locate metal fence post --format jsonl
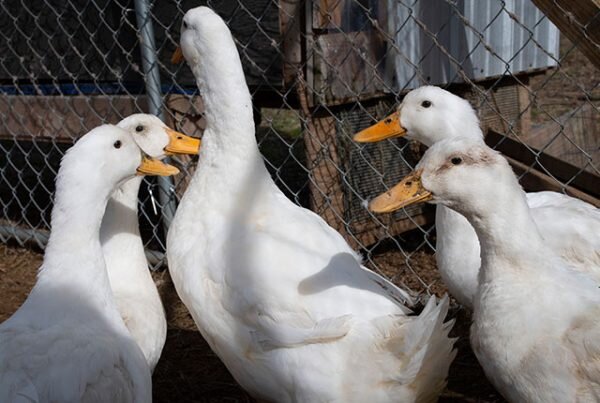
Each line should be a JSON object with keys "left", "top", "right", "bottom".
{"left": 134, "top": 0, "right": 176, "bottom": 233}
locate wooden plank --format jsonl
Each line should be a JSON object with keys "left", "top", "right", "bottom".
{"left": 313, "top": 0, "right": 346, "bottom": 30}
{"left": 519, "top": 104, "right": 599, "bottom": 175}
{"left": 530, "top": 0, "right": 600, "bottom": 69}
{"left": 303, "top": 112, "right": 349, "bottom": 238}
{"left": 297, "top": 72, "right": 350, "bottom": 240}
{"left": 305, "top": 0, "right": 316, "bottom": 107}
{"left": 312, "top": 30, "right": 386, "bottom": 105}
{"left": 457, "top": 76, "right": 531, "bottom": 136}
{"left": 506, "top": 156, "right": 599, "bottom": 207}
{"left": 517, "top": 83, "right": 532, "bottom": 135}
{"left": 486, "top": 129, "right": 600, "bottom": 205}
{"left": 279, "top": 0, "right": 304, "bottom": 88}
{"left": 0, "top": 95, "right": 148, "bottom": 142}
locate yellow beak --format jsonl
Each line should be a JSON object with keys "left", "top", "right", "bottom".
{"left": 137, "top": 156, "right": 180, "bottom": 176}
{"left": 369, "top": 169, "right": 432, "bottom": 213}
{"left": 353, "top": 111, "right": 406, "bottom": 142}
{"left": 164, "top": 128, "right": 201, "bottom": 155}
{"left": 171, "top": 46, "right": 184, "bottom": 64}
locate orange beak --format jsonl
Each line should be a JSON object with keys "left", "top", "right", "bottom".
{"left": 164, "top": 128, "right": 201, "bottom": 155}
{"left": 369, "top": 169, "right": 432, "bottom": 213}
{"left": 171, "top": 46, "right": 184, "bottom": 64}
{"left": 137, "top": 156, "right": 180, "bottom": 176}
{"left": 353, "top": 111, "right": 406, "bottom": 142}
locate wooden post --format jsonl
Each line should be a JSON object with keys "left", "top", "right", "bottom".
{"left": 530, "top": 0, "right": 600, "bottom": 69}
{"left": 296, "top": 73, "right": 350, "bottom": 240}
{"left": 279, "top": 0, "right": 304, "bottom": 88}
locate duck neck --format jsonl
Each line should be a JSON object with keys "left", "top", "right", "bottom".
{"left": 190, "top": 44, "right": 261, "bottom": 165}
{"left": 457, "top": 182, "right": 547, "bottom": 282}
{"left": 102, "top": 177, "right": 142, "bottom": 239}
{"left": 100, "top": 176, "right": 149, "bottom": 285}
{"left": 40, "top": 169, "right": 121, "bottom": 289}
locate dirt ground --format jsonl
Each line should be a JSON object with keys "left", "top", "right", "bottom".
{"left": 0, "top": 241, "right": 505, "bottom": 403}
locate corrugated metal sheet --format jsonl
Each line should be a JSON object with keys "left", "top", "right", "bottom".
{"left": 386, "top": 0, "right": 560, "bottom": 89}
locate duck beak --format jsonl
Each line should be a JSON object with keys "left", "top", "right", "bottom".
{"left": 171, "top": 46, "right": 184, "bottom": 64}
{"left": 353, "top": 111, "right": 406, "bottom": 142}
{"left": 137, "top": 156, "right": 180, "bottom": 176}
{"left": 164, "top": 128, "right": 201, "bottom": 155}
{"left": 369, "top": 169, "right": 432, "bottom": 213}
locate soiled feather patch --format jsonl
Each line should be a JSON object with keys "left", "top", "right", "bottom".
{"left": 435, "top": 149, "right": 497, "bottom": 174}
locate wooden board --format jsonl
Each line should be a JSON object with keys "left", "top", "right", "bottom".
{"left": 312, "top": 30, "right": 387, "bottom": 106}
{"left": 306, "top": 0, "right": 389, "bottom": 107}
{"left": 299, "top": 109, "right": 350, "bottom": 240}
{"left": 0, "top": 94, "right": 148, "bottom": 141}
{"left": 530, "top": 0, "right": 600, "bottom": 70}
{"left": 486, "top": 130, "right": 599, "bottom": 207}
{"left": 519, "top": 103, "right": 599, "bottom": 175}
{"left": 456, "top": 76, "right": 532, "bottom": 136}
{"left": 279, "top": 0, "right": 304, "bottom": 88}
{"left": 506, "top": 156, "right": 599, "bottom": 208}
{"left": 312, "top": 0, "right": 345, "bottom": 30}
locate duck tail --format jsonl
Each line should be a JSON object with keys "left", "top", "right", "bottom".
{"left": 375, "top": 295, "right": 457, "bottom": 402}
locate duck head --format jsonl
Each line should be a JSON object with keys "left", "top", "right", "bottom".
{"left": 368, "top": 137, "right": 514, "bottom": 218}
{"left": 354, "top": 86, "right": 483, "bottom": 147}
{"left": 117, "top": 114, "right": 200, "bottom": 159}
{"left": 61, "top": 125, "right": 179, "bottom": 187}
{"left": 172, "top": 7, "right": 233, "bottom": 68}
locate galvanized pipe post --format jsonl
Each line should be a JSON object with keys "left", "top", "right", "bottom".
{"left": 134, "top": 0, "right": 177, "bottom": 234}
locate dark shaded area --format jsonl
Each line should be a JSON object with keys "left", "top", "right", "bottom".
{"left": 0, "top": 0, "right": 281, "bottom": 90}
{"left": 0, "top": 139, "right": 66, "bottom": 228}
{"left": 153, "top": 329, "right": 254, "bottom": 403}
{"left": 256, "top": 125, "right": 309, "bottom": 208}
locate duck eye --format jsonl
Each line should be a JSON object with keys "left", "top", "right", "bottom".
{"left": 451, "top": 157, "right": 462, "bottom": 165}
{"left": 135, "top": 125, "right": 144, "bottom": 132}
{"left": 421, "top": 100, "right": 432, "bottom": 108}
{"left": 113, "top": 140, "right": 122, "bottom": 149}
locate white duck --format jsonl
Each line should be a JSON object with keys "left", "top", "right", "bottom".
{"left": 167, "top": 7, "right": 456, "bottom": 403}
{"left": 368, "top": 136, "right": 600, "bottom": 402}
{"left": 100, "top": 114, "right": 200, "bottom": 371}
{"left": 354, "top": 86, "right": 600, "bottom": 308}
{"left": 0, "top": 124, "right": 178, "bottom": 402}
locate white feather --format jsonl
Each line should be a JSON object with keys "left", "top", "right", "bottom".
{"left": 167, "top": 7, "right": 456, "bottom": 403}
{"left": 393, "top": 86, "right": 600, "bottom": 308}
{"left": 417, "top": 137, "right": 600, "bottom": 402}
{"left": 98, "top": 114, "right": 172, "bottom": 372}
{"left": 0, "top": 126, "right": 152, "bottom": 402}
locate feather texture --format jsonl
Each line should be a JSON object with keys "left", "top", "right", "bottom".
{"left": 167, "top": 7, "right": 456, "bottom": 403}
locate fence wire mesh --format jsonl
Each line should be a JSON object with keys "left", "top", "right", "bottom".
{"left": 0, "top": 0, "right": 598, "bottom": 298}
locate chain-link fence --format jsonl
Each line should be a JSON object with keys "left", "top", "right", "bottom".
{"left": 0, "top": 0, "right": 598, "bottom": 297}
